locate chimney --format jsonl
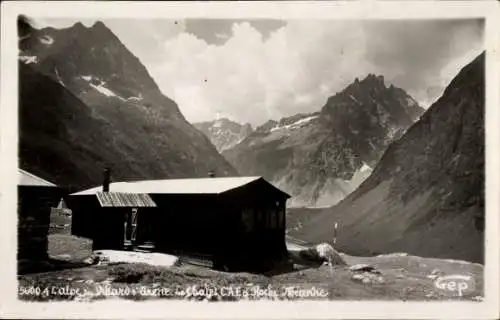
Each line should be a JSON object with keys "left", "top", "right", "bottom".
{"left": 208, "top": 170, "right": 216, "bottom": 178}
{"left": 103, "top": 167, "right": 111, "bottom": 192}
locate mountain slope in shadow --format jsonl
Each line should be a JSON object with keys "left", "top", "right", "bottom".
{"left": 292, "top": 53, "right": 485, "bottom": 264}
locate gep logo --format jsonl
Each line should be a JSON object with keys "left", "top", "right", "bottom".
{"left": 434, "top": 274, "right": 476, "bottom": 297}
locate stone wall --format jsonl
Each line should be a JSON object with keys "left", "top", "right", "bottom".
{"left": 49, "top": 207, "right": 72, "bottom": 234}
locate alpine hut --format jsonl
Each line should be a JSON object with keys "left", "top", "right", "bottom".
{"left": 68, "top": 171, "right": 291, "bottom": 271}
{"left": 18, "top": 169, "right": 62, "bottom": 261}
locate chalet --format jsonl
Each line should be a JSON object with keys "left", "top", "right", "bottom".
{"left": 18, "top": 169, "right": 62, "bottom": 260}
{"left": 68, "top": 171, "right": 291, "bottom": 271}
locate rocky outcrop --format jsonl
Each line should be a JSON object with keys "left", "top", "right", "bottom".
{"left": 224, "top": 76, "right": 424, "bottom": 207}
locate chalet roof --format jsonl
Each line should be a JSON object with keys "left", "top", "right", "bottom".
{"left": 18, "top": 169, "right": 57, "bottom": 187}
{"left": 72, "top": 176, "right": 290, "bottom": 198}
{"left": 96, "top": 192, "right": 157, "bottom": 207}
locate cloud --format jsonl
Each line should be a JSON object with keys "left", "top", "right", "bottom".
{"left": 35, "top": 18, "right": 484, "bottom": 126}
{"left": 183, "top": 19, "right": 286, "bottom": 45}
{"left": 361, "top": 19, "right": 484, "bottom": 106}
{"left": 150, "top": 20, "right": 368, "bottom": 125}
{"left": 150, "top": 19, "right": 483, "bottom": 126}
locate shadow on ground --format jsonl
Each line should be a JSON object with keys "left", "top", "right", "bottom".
{"left": 18, "top": 258, "right": 90, "bottom": 275}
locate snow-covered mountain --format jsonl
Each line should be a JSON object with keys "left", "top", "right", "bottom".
{"left": 223, "top": 75, "right": 424, "bottom": 207}
{"left": 18, "top": 20, "right": 237, "bottom": 189}
{"left": 194, "top": 118, "right": 253, "bottom": 152}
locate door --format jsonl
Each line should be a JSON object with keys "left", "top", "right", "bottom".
{"left": 124, "top": 208, "right": 138, "bottom": 245}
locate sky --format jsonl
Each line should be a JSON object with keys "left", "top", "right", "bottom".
{"left": 34, "top": 18, "right": 484, "bottom": 127}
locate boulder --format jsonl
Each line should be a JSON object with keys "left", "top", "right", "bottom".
{"left": 298, "top": 243, "right": 346, "bottom": 266}
{"left": 318, "top": 244, "right": 347, "bottom": 266}
{"left": 349, "top": 263, "right": 380, "bottom": 274}
{"left": 351, "top": 272, "right": 386, "bottom": 285}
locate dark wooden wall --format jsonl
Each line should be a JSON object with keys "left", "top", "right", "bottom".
{"left": 91, "top": 208, "right": 127, "bottom": 251}
{"left": 69, "top": 196, "right": 129, "bottom": 250}
{"left": 135, "top": 209, "right": 155, "bottom": 243}
{"left": 221, "top": 181, "right": 289, "bottom": 268}
{"left": 151, "top": 194, "right": 226, "bottom": 256}
{"left": 149, "top": 180, "right": 289, "bottom": 269}
{"left": 67, "top": 195, "right": 99, "bottom": 239}
{"left": 18, "top": 186, "right": 62, "bottom": 260}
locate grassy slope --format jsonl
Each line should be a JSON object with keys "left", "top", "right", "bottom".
{"left": 286, "top": 207, "right": 323, "bottom": 233}
{"left": 18, "top": 254, "right": 483, "bottom": 302}
{"left": 18, "top": 234, "right": 482, "bottom": 301}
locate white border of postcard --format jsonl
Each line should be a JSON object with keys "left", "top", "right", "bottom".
{"left": 1, "top": 1, "right": 499, "bottom": 319}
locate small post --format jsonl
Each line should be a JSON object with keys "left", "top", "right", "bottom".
{"left": 333, "top": 222, "right": 338, "bottom": 246}
{"left": 123, "top": 217, "right": 128, "bottom": 249}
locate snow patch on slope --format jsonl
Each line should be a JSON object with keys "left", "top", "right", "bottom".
{"left": 301, "top": 162, "right": 373, "bottom": 208}
{"left": 270, "top": 115, "right": 318, "bottom": 132}
{"left": 81, "top": 75, "right": 126, "bottom": 101}
{"left": 360, "top": 162, "right": 372, "bottom": 172}
{"left": 19, "top": 55, "right": 38, "bottom": 64}
{"left": 344, "top": 162, "right": 373, "bottom": 186}
{"left": 89, "top": 82, "right": 117, "bottom": 97}
{"left": 232, "top": 136, "right": 247, "bottom": 148}
{"left": 19, "top": 34, "right": 31, "bottom": 41}
{"left": 349, "top": 94, "right": 361, "bottom": 104}
{"left": 40, "top": 35, "right": 54, "bottom": 45}
{"left": 127, "top": 93, "right": 143, "bottom": 101}
{"left": 55, "top": 68, "right": 65, "bottom": 87}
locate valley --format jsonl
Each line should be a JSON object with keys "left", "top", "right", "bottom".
{"left": 15, "top": 16, "right": 487, "bottom": 304}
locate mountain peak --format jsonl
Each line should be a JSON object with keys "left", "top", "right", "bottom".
{"left": 91, "top": 21, "right": 108, "bottom": 31}
{"left": 362, "top": 73, "right": 386, "bottom": 87}
{"left": 73, "top": 22, "right": 86, "bottom": 30}
{"left": 324, "top": 73, "right": 423, "bottom": 121}
{"left": 214, "top": 117, "right": 231, "bottom": 124}
{"left": 65, "top": 21, "right": 115, "bottom": 41}
{"left": 70, "top": 21, "right": 108, "bottom": 31}
{"left": 194, "top": 118, "right": 254, "bottom": 152}
{"left": 341, "top": 74, "right": 389, "bottom": 97}
{"left": 20, "top": 19, "right": 166, "bottom": 103}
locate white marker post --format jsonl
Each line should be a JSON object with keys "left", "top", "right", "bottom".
{"left": 333, "top": 222, "right": 338, "bottom": 246}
